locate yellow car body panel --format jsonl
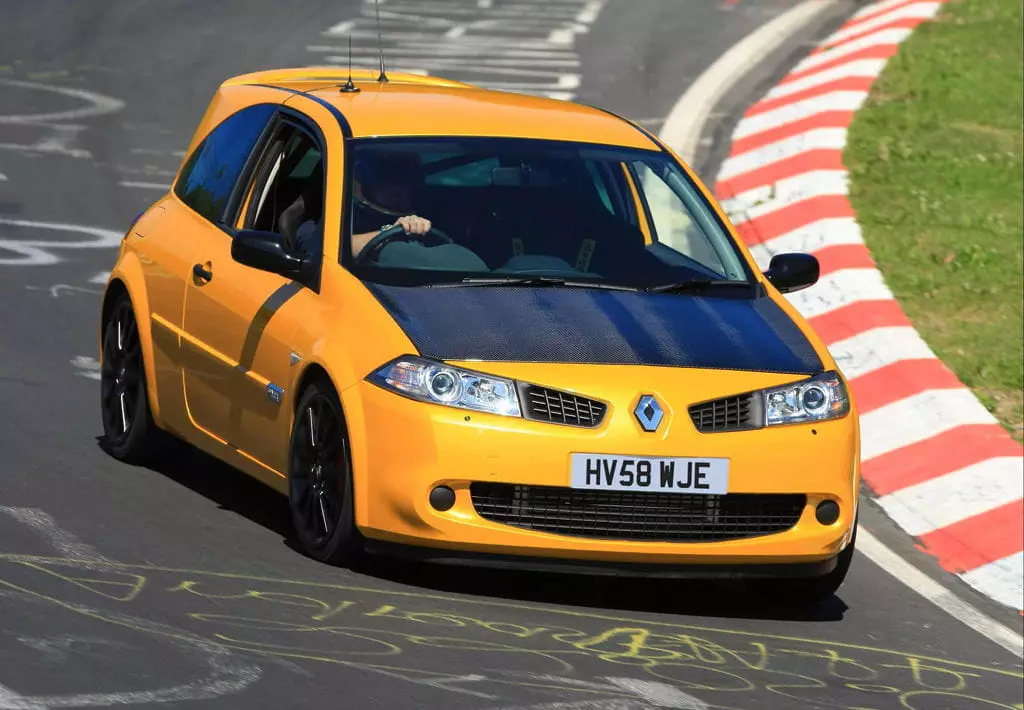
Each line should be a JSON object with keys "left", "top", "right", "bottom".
{"left": 340, "top": 361, "right": 860, "bottom": 564}
{"left": 100, "top": 68, "right": 860, "bottom": 575}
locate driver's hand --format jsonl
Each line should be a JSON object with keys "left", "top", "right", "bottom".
{"left": 396, "top": 215, "right": 431, "bottom": 235}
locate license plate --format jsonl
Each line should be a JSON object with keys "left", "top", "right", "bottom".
{"left": 569, "top": 453, "right": 729, "bottom": 494}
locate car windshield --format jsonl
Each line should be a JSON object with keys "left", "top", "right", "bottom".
{"left": 342, "top": 137, "right": 754, "bottom": 291}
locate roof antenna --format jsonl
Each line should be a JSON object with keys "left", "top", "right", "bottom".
{"left": 374, "top": 0, "right": 389, "bottom": 82}
{"left": 340, "top": 34, "right": 360, "bottom": 93}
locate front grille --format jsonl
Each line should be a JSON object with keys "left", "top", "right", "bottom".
{"left": 519, "top": 384, "right": 606, "bottom": 428}
{"left": 470, "top": 483, "right": 805, "bottom": 542}
{"left": 689, "top": 392, "right": 763, "bottom": 432}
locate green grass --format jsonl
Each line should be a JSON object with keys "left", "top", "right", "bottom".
{"left": 844, "top": 0, "right": 1024, "bottom": 442}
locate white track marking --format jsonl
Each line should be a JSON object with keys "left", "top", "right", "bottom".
{"left": 660, "top": 0, "right": 841, "bottom": 162}
{"left": 827, "top": 1, "right": 937, "bottom": 42}
{"left": 71, "top": 356, "right": 102, "bottom": 380}
{"left": 857, "top": 527, "right": 1024, "bottom": 658}
{"left": 129, "top": 148, "right": 185, "bottom": 158}
{"left": 0, "top": 507, "right": 108, "bottom": 562}
{"left": 0, "top": 512, "right": 264, "bottom": 705}
{"left": 0, "top": 129, "right": 91, "bottom": 160}
{"left": 960, "top": 553, "right": 1024, "bottom": 612}
{"left": 119, "top": 181, "right": 170, "bottom": 190}
{"left": 765, "top": 58, "right": 888, "bottom": 99}
{"left": 859, "top": 389, "right": 1001, "bottom": 460}
{"left": 792, "top": 27, "right": 915, "bottom": 73}
{"left": 731, "top": 90, "right": 868, "bottom": 140}
{"left": 7, "top": 614, "right": 263, "bottom": 707}
{"left": 746, "top": 216, "right": 863, "bottom": 267}
{"left": 308, "top": 45, "right": 579, "bottom": 59}
{"left": 783, "top": 268, "right": 894, "bottom": 320}
{"left": 342, "top": 54, "right": 580, "bottom": 67}
{"left": 829, "top": 326, "right": 937, "bottom": 380}
{"left": 605, "top": 678, "right": 706, "bottom": 709}
{"left": 851, "top": 0, "right": 917, "bottom": 20}
{"left": 0, "top": 218, "right": 123, "bottom": 267}
{"left": 717, "top": 127, "right": 848, "bottom": 181}
{"left": 0, "top": 78, "right": 124, "bottom": 125}
{"left": 0, "top": 684, "right": 47, "bottom": 710}
{"left": 875, "top": 457, "right": 1024, "bottom": 535}
{"left": 355, "top": 668, "right": 497, "bottom": 699}
{"left": 90, "top": 271, "right": 111, "bottom": 284}
{"left": 486, "top": 675, "right": 708, "bottom": 709}
{"left": 0, "top": 173, "right": 7, "bottom": 182}
{"left": 721, "top": 169, "right": 848, "bottom": 222}
{"left": 827, "top": 1, "right": 940, "bottom": 43}
{"left": 25, "top": 284, "right": 103, "bottom": 298}
{"left": 312, "top": 0, "right": 601, "bottom": 101}
{"left": 325, "top": 58, "right": 578, "bottom": 76}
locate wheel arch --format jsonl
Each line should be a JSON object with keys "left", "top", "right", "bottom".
{"left": 289, "top": 359, "right": 374, "bottom": 531}
{"left": 292, "top": 362, "right": 336, "bottom": 413}
{"left": 100, "top": 259, "right": 165, "bottom": 429}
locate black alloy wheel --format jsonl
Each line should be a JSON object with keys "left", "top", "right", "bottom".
{"left": 747, "top": 515, "right": 858, "bottom": 607}
{"left": 288, "top": 377, "right": 361, "bottom": 565}
{"left": 100, "top": 293, "right": 162, "bottom": 463}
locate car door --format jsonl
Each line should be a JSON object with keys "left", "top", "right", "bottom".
{"left": 180, "top": 110, "right": 328, "bottom": 474}
{"left": 122, "top": 101, "right": 279, "bottom": 437}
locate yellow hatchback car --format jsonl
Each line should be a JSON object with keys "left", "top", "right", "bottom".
{"left": 98, "top": 67, "right": 860, "bottom": 604}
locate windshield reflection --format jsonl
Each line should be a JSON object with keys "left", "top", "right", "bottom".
{"left": 342, "top": 137, "right": 754, "bottom": 292}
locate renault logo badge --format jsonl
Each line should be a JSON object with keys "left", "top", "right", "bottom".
{"left": 634, "top": 394, "right": 664, "bottom": 432}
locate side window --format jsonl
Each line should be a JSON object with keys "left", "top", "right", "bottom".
{"left": 175, "top": 103, "right": 277, "bottom": 224}
{"left": 242, "top": 120, "right": 325, "bottom": 262}
{"left": 631, "top": 161, "right": 740, "bottom": 278}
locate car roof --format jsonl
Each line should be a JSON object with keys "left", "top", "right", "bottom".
{"left": 222, "top": 67, "right": 661, "bottom": 151}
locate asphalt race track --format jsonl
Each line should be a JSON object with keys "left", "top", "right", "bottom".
{"left": 1, "top": 2, "right": 1022, "bottom": 708}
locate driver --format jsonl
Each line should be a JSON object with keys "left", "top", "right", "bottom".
{"left": 350, "top": 151, "right": 433, "bottom": 258}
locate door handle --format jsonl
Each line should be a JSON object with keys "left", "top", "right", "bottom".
{"left": 192, "top": 263, "right": 213, "bottom": 282}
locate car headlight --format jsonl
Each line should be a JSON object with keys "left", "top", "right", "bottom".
{"left": 763, "top": 370, "right": 850, "bottom": 426}
{"left": 368, "top": 356, "right": 522, "bottom": 417}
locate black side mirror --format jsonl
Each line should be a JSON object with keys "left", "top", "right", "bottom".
{"left": 764, "top": 252, "right": 820, "bottom": 294}
{"left": 231, "top": 229, "right": 307, "bottom": 279}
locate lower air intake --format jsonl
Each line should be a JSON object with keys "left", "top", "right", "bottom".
{"left": 470, "top": 483, "right": 805, "bottom": 542}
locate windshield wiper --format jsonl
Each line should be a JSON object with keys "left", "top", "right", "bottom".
{"left": 431, "top": 276, "right": 640, "bottom": 291}
{"left": 644, "top": 278, "right": 753, "bottom": 293}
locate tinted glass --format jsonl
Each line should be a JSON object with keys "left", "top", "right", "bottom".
{"left": 344, "top": 137, "right": 752, "bottom": 291}
{"left": 176, "top": 103, "right": 277, "bottom": 224}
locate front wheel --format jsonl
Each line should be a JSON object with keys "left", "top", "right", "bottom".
{"left": 287, "top": 377, "right": 362, "bottom": 566}
{"left": 747, "top": 521, "right": 857, "bottom": 606}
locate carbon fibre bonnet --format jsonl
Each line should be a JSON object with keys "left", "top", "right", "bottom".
{"left": 366, "top": 284, "right": 823, "bottom": 374}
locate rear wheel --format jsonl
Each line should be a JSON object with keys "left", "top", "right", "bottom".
{"left": 99, "top": 293, "right": 166, "bottom": 464}
{"left": 287, "top": 377, "right": 362, "bottom": 566}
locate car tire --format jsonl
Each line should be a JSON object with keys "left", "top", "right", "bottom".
{"left": 749, "top": 519, "right": 858, "bottom": 607}
{"left": 99, "top": 292, "right": 173, "bottom": 464}
{"left": 287, "top": 376, "right": 362, "bottom": 566}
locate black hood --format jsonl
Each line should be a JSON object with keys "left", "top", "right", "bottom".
{"left": 367, "top": 283, "right": 823, "bottom": 374}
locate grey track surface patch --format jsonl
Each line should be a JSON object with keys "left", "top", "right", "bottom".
{"left": 0, "top": 1, "right": 1021, "bottom": 708}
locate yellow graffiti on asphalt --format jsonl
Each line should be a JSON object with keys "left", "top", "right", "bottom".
{"left": 1, "top": 554, "right": 1021, "bottom": 709}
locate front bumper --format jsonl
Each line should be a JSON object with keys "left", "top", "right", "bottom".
{"left": 341, "top": 362, "right": 860, "bottom": 572}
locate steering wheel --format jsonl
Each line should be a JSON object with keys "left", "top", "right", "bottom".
{"left": 354, "top": 223, "right": 454, "bottom": 266}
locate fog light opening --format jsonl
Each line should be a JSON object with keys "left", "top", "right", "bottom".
{"left": 429, "top": 485, "right": 456, "bottom": 512}
{"left": 816, "top": 500, "right": 840, "bottom": 525}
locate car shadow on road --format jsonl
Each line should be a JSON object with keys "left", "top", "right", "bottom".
{"left": 103, "top": 436, "right": 848, "bottom": 625}
{"left": 96, "top": 435, "right": 297, "bottom": 543}
{"left": 349, "top": 552, "right": 850, "bottom": 624}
